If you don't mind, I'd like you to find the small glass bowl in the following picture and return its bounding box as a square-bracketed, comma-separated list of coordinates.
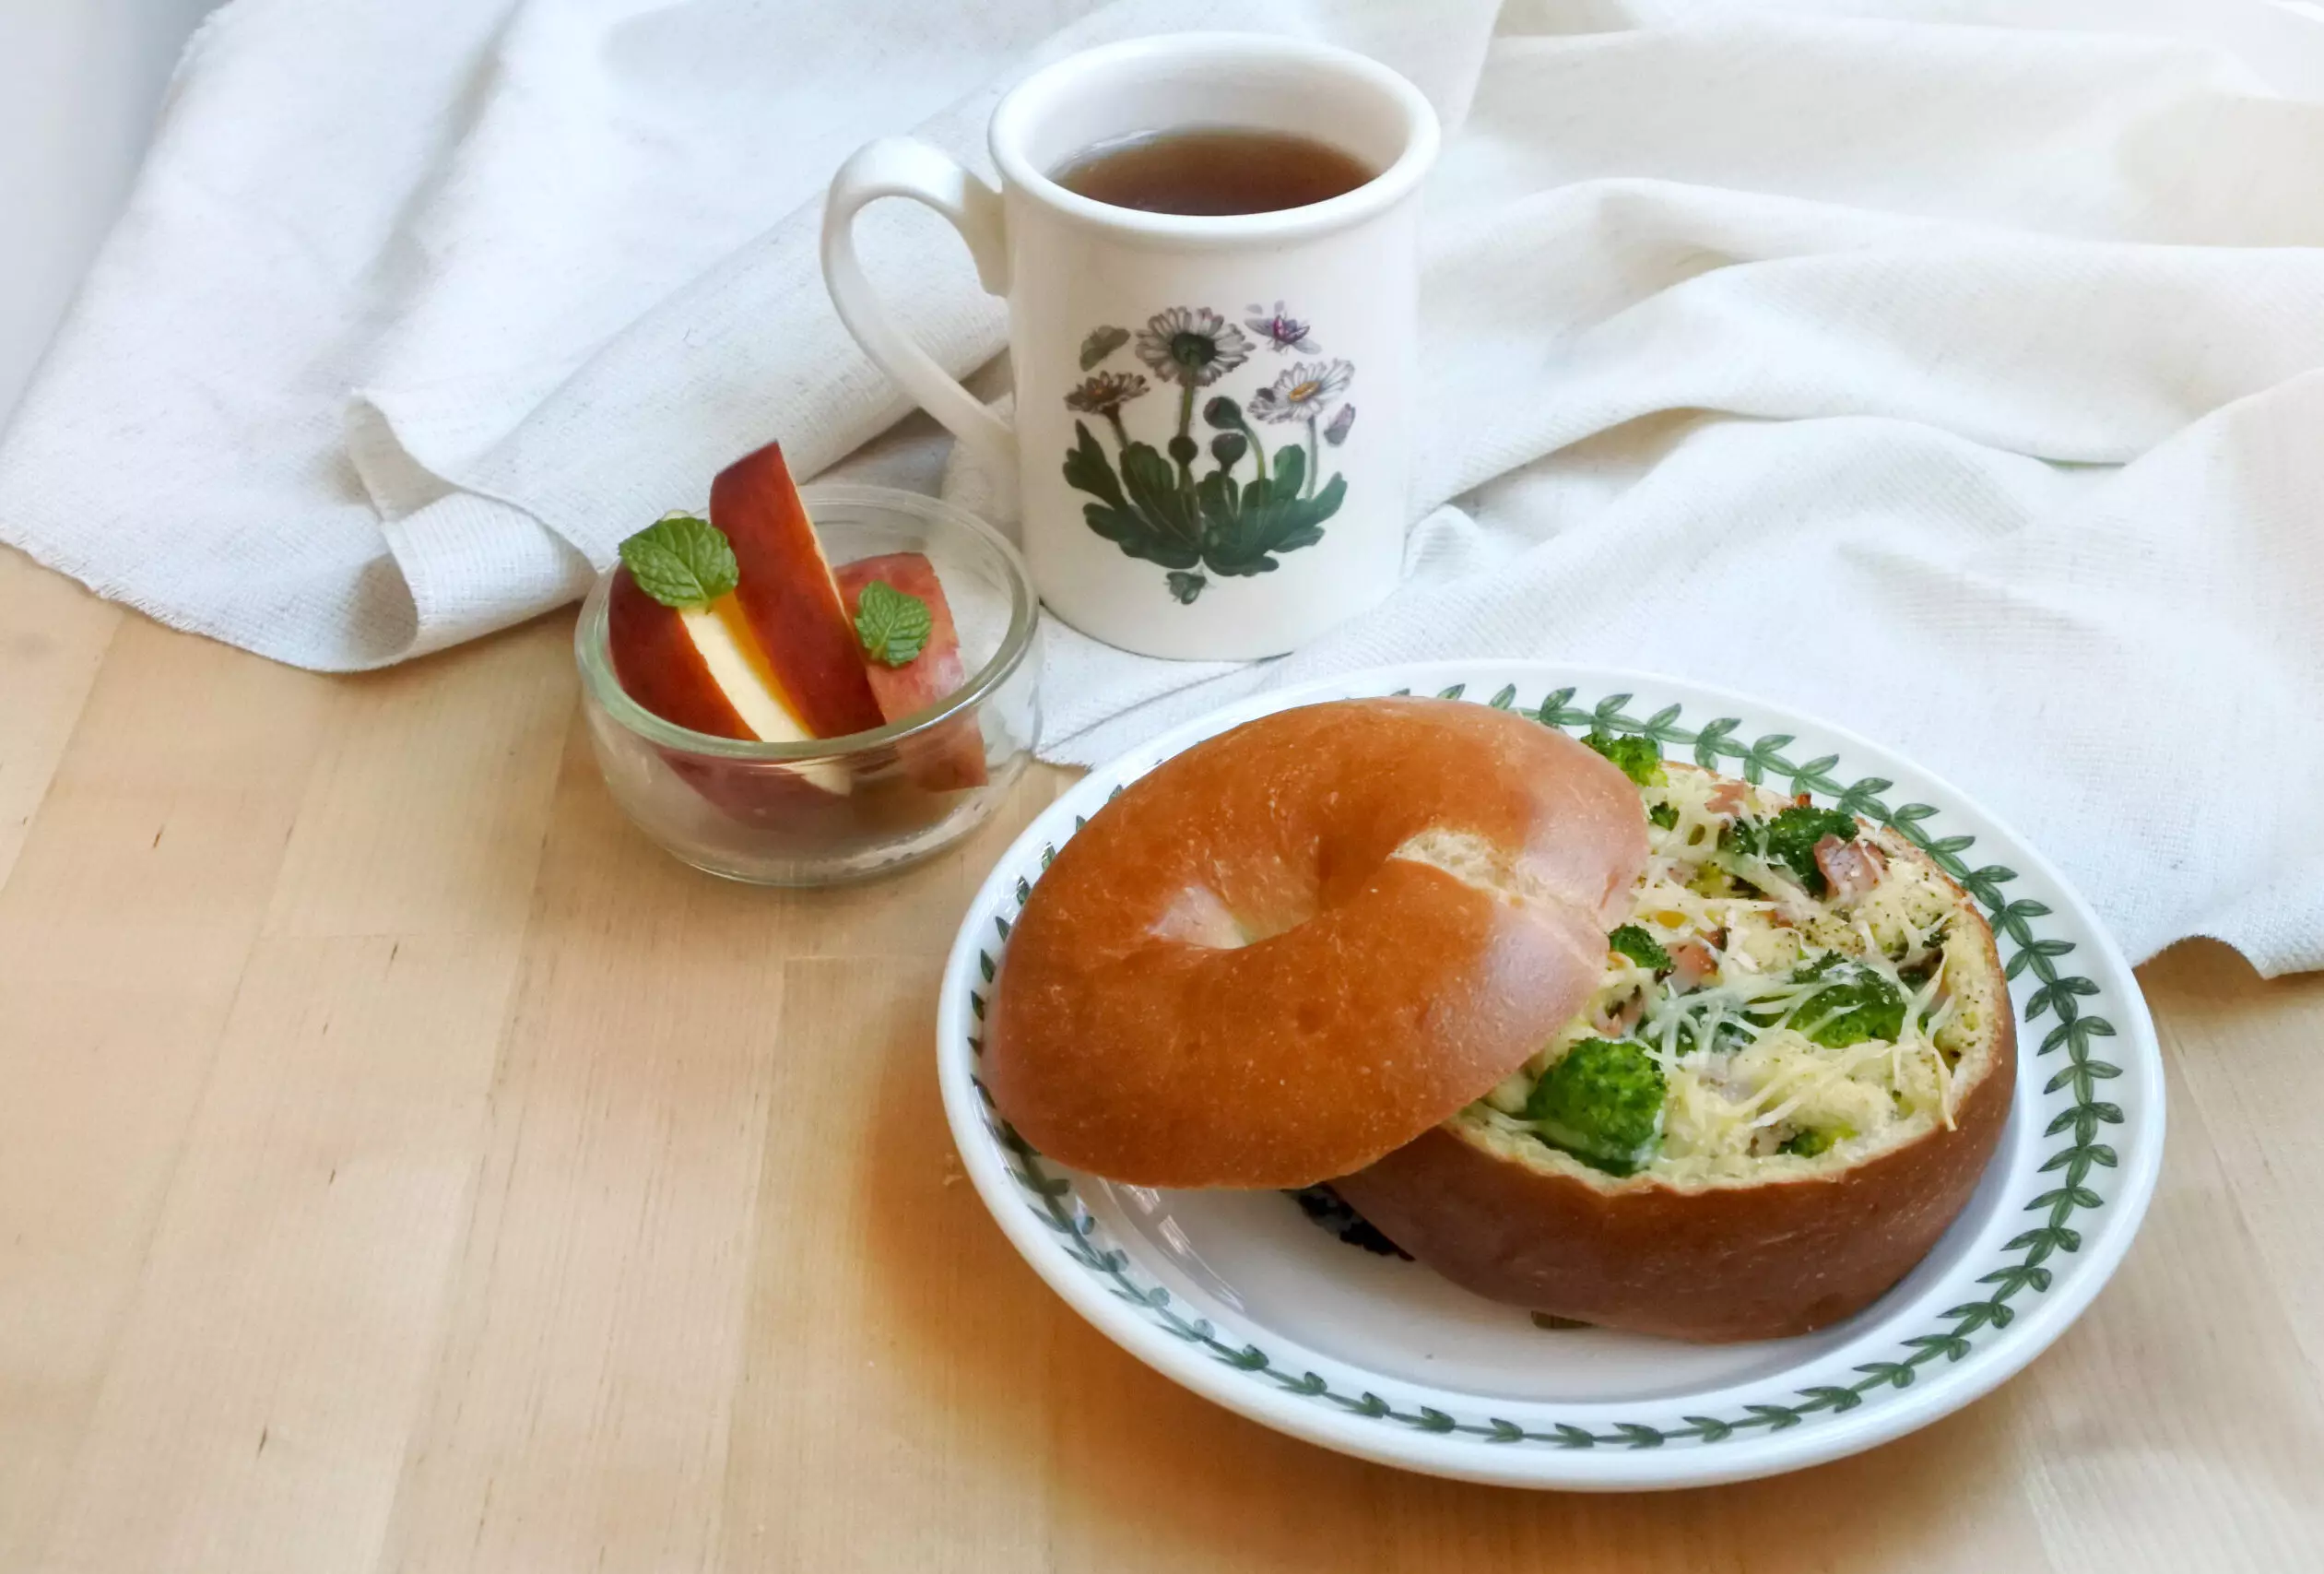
[576, 484, 1042, 885]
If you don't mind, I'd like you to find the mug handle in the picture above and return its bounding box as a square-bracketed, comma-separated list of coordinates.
[821, 138, 1016, 489]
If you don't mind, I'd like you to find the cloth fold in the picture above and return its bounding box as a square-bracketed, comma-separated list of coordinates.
[3, 0, 2321, 973]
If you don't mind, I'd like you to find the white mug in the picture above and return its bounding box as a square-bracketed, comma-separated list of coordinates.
[821, 34, 1439, 661]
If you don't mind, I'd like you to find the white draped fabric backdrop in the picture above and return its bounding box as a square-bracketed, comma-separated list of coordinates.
[1, 0, 2320, 973]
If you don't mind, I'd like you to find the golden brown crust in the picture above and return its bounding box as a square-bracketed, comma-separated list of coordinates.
[984, 699, 1649, 1189]
[1332, 840, 2016, 1343]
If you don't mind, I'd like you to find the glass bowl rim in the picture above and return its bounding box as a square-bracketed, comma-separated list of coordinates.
[574, 482, 1039, 763]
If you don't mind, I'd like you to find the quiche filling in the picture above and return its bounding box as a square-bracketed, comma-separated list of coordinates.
[1475, 745, 1986, 1185]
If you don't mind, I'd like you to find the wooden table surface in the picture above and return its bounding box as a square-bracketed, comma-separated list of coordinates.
[4, 543, 2321, 1574]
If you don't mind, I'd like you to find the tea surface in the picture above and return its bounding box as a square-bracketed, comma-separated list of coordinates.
[1051, 126, 1375, 216]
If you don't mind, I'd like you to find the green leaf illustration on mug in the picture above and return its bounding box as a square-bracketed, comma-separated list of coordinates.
[1062, 304, 1350, 604]
[1079, 325, 1131, 371]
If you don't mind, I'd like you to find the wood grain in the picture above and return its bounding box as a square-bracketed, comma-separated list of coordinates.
[26, 621, 573, 1574]
[0, 611, 332, 1568]
[0, 558, 2318, 1574]
[0, 548, 117, 887]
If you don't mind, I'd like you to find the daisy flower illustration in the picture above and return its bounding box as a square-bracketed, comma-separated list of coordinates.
[1065, 370, 1148, 415]
[1137, 307, 1256, 480]
[1060, 305, 1349, 595]
[1065, 369, 1150, 443]
[1246, 360, 1353, 423]
[1247, 360, 1357, 499]
[1134, 307, 1252, 388]
[1244, 301, 1319, 354]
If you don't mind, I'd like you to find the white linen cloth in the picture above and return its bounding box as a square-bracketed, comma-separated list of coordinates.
[2, 0, 2321, 975]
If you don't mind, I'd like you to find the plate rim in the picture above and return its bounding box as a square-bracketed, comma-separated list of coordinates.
[936, 660, 2165, 1489]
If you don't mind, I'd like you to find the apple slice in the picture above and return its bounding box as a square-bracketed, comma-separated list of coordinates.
[834, 552, 988, 790]
[605, 516, 847, 796]
[713, 441, 887, 740]
[607, 566, 752, 740]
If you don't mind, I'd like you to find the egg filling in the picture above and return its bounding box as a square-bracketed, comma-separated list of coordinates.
[1472, 763, 1988, 1184]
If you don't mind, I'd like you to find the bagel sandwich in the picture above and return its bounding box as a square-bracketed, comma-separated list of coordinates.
[981, 698, 2013, 1344]
[1331, 755, 2015, 1343]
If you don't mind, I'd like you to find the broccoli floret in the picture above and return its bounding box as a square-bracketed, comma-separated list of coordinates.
[1721, 803, 1858, 894]
[1607, 923, 1671, 973]
[1790, 954, 1905, 1047]
[1524, 1038, 1666, 1177]
[1648, 802, 1679, 831]
[1781, 1125, 1853, 1158]
[1584, 729, 1666, 787]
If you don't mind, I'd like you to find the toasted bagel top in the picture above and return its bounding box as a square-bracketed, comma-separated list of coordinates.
[983, 698, 1649, 1189]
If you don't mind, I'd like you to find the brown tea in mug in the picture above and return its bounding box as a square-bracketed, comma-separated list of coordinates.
[1051, 126, 1375, 217]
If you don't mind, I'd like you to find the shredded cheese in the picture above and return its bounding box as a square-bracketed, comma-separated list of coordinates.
[1484, 764, 1972, 1181]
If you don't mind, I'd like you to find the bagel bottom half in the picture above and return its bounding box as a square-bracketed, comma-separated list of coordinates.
[1330, 840, 2017, 1344]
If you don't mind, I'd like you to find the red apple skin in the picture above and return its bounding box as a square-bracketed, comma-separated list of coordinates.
[669, 757, 955, 847]
[835, 552, 989, 791]
[608, 566, 846, 823]
[667, 755, 866, 832]
[713, 441, 887, 740]
[606, 567, 752, 739]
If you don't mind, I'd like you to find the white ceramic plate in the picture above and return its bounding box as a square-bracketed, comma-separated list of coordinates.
[936, 663, 2164, 1489]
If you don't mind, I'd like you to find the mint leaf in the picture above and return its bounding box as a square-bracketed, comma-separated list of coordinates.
[854, 578, 932, 667]
[619, 515, 737, 610]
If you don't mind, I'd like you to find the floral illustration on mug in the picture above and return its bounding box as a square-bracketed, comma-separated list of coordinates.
[1062, 304, 1351, 604]
[1245, 301, 1319, 354]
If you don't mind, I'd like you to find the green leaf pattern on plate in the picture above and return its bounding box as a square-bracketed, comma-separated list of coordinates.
[962, 686, 2124, 1450]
